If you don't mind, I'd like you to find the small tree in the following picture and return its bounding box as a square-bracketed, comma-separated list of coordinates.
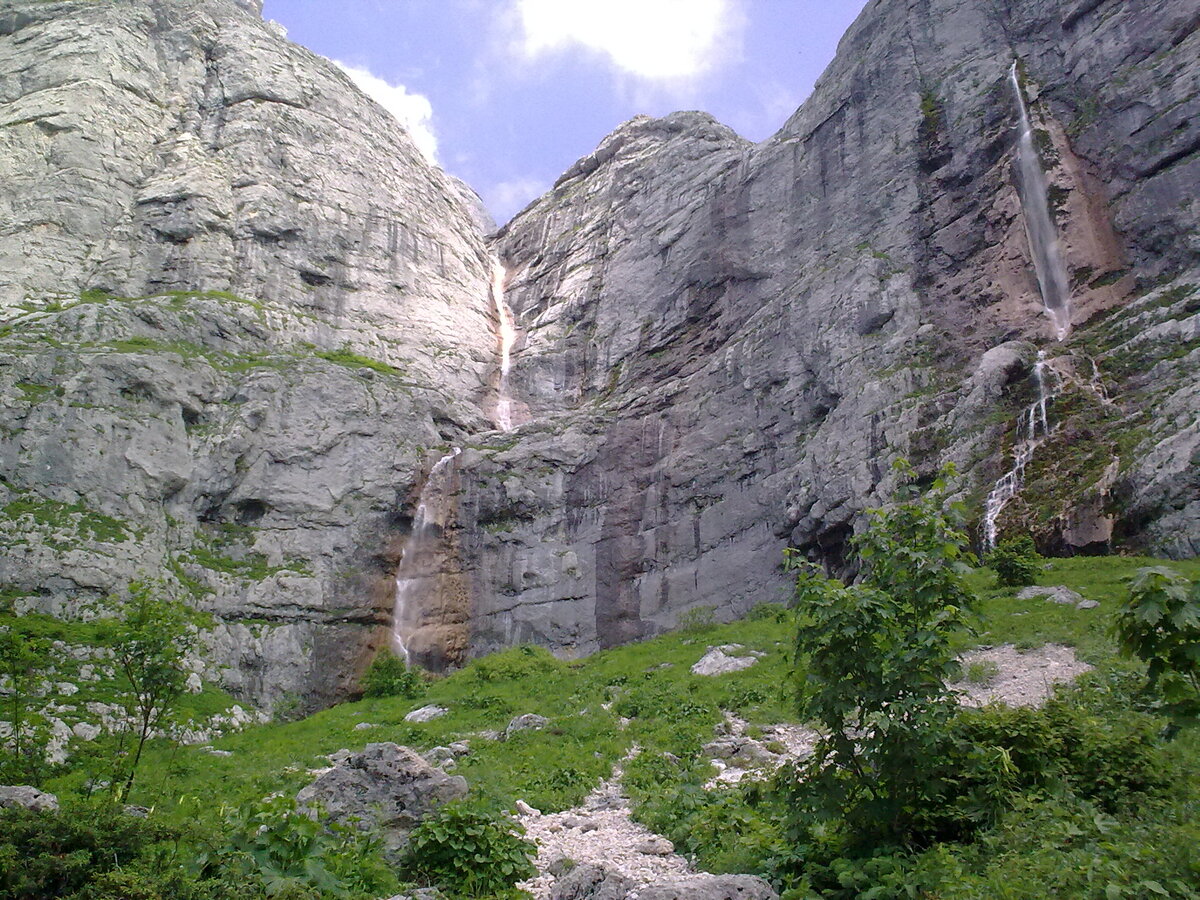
[102, 582, 203, 798]
[1113, 566, 1200, 729]
[0, 626, 55, 786]
[783, 462, 975, 855]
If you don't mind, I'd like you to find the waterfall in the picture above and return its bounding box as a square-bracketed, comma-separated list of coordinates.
[982, 352, 1054, 551]
[1009, 61, 1071, 340]
[491, 259, 518, 431]
[392, 447, 461, 663]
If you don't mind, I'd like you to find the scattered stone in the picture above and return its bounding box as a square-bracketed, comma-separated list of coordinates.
[550, 864, 634, 900]
[506, 713, 550, 737]
[691, 648, 757, 677]
[636, 837, 674, 856]
[72, 722, 101, 742]
[953, 644, 1092, 708]
[0, 785, 58, 812]
[328, 749, 351, 765]
[637, 874, 778, 900]
[405, 704, 448, 723]
[516, 799, 541, 816]
[547, 856, 576, 877]
[448, 741, 471, 756]
[297, 742, 467, 858]
[353, 722, 378, 731]
[202, 747, 233, 757]
[423, 746, 456, 765]
[1017, 585, 1092, 608]
[124, 805, 151, 818]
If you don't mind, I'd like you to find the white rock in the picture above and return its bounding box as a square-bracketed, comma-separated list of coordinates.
[405, 704, 448, 723]
[691, 648, 757, 676]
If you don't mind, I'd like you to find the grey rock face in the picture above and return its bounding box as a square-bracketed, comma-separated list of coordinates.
[296, 742, 467, 858]
[457, 0, 1200, 661]
[0, 785, 59, 812]
[0, 0, 497, 708]
[1, 0, 1197, 706]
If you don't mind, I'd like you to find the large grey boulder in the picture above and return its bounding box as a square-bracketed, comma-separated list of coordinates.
[296, 742, 466, 857]
[550, 865, 778, 900]
[550, 864, 635, 900]
[0, 785, 59, 812]
[638, 875, 779, 900]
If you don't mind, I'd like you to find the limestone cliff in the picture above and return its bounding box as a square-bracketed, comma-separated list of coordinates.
[1, 0, 1197, 705]
[0, 0, 497, 708]
[459, 0, 1200, 658]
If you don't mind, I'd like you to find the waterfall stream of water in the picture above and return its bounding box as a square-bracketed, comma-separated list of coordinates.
[491, 260, 518, 431]
[1009, 62, 1072, 340]
[391, 447, 461, 663]
[982, 352, 1054, 551]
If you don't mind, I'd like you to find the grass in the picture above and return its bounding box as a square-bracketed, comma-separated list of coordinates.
[963, 556, 1200, 662]
[34, 555, 1192, 824]
[1, 492, 135, 544]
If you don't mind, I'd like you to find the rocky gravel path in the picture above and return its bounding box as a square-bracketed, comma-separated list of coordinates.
[515, 642, 1090, 896]
[515, 750, 694, 899]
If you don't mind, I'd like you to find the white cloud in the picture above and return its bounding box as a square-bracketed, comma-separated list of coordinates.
[514, 0, 742, 82]
[333, 61, 438, 163]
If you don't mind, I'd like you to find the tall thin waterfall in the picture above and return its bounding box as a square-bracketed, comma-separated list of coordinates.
[490, 260, 518, 431]
[982, 352, 1054, 550]
[1010, 62, 1071, 340]
[392, 447, 461, 663]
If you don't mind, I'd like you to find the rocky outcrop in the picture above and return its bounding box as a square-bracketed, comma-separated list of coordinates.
[457, 0, 1200, 658]
[296, 742, 467, 858]
[0, 0, 497, 708]
[0, 785, 59, 812]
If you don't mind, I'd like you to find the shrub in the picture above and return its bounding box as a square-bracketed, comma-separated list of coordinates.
[360, 652, 425, 700]
[199, 794, 397, 899]
[0, 800, 220, 900]
[399, 801, 536, 898]
[1113, 566, 1200, 727]
[987, 536, 1042, 587]
[783, 462, 976, 857]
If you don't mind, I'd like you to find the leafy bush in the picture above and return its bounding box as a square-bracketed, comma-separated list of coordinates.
[1113, 566, 1200, 727]
[987, 536, 1042, 587]
[0, 800, 220, 900]
[399, 801, 536, 898]
[359, 652, 425, 700]
[199, 794, 398, 899]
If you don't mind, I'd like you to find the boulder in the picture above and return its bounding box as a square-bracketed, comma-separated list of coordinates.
[551, 864, 634, 900]
[0, 785, 58, 812]
[505, 713, 550, 737]
[691, 648, 758, 676]
[405, 704, 448, 723]
[1017, 586, 1094, 609]
[638, 874, 779, 900]
[296, 742, 466, 857]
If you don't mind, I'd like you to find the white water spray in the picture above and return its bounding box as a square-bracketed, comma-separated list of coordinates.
[490, 260, 518, 431]
[392, 447, 461, 663]
[982, 352, 1054, 551]
[1009, 61, 1072, 340]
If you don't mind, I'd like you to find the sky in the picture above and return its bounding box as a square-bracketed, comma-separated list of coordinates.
[261, 0, 871, 224]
